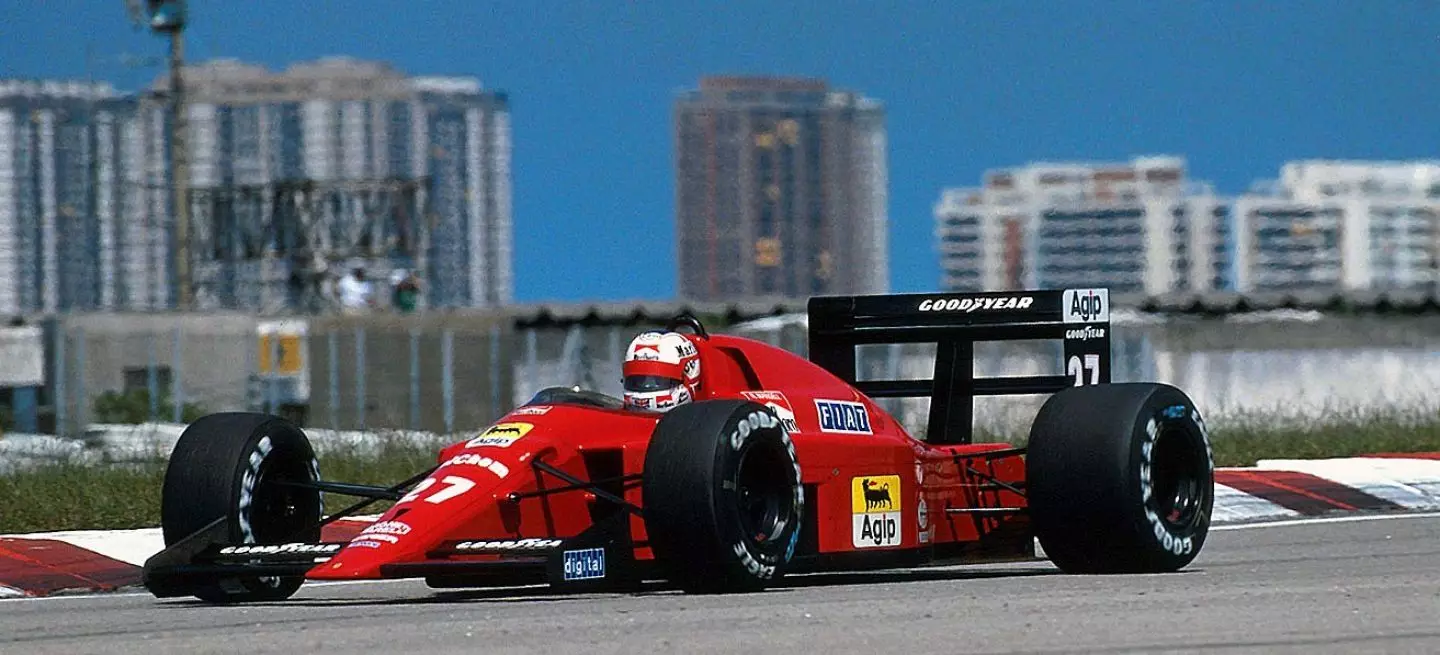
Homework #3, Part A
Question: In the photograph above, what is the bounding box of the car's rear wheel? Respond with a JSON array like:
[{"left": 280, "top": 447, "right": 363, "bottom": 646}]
[
  {"left": 160, "top": 412, "right": 324, "bottom": 603},
  {"left": 642, "top": 400, "right": 804, "bottom": 593},
  {"left": 1026, "top": 383, "right": 1214, "bottom": 574}
]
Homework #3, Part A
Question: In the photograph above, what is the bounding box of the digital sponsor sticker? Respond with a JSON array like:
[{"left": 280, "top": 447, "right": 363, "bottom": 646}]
[
  {"left": 851, "top": 475, "right": 902, "bottom": 548},
  {"left": 510, "top": 405, "right": 552, "bottom": 416},
  {"left": 465, "top": 422, "right": 534, "bottom": 448},
  {"left": 815, "top": 399, "right": 873, "bottom": 435},
  {"left": 740, "top": 390, "right": 800, "bottom": 433},
  {"left": 562, "top": 547, "right": 607, "bottom": 581},
  {"left": 1062, "top": 288, "right": 1109, "bottom": 324}
]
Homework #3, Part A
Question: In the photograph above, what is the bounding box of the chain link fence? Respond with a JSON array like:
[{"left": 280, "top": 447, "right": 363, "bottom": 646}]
[{"left": 24, "top": 309, "right": 1440, "bottom": 440}]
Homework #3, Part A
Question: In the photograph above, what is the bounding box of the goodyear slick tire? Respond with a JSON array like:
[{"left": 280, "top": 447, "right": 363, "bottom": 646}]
[
  {"left": 1025, "top": 383, "right": 1214, "bottom": 574},
  {"left": 161, "top": 412, "right": 323, "bottom": 603},
  {"left": 642, "top": 400, "right": 804, "bottom": 594}
]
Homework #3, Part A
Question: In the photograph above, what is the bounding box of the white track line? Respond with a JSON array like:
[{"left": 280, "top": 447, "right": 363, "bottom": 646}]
[{"left": 1211, "top": 510, "right": 1440, "bottom": 531}]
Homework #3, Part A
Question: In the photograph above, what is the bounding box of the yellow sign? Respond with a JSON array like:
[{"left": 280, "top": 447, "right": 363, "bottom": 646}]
[
  {"left": 465, "top": 422, "right": 534, "bottom": 448},
  {"left": 755, "top": 238, "right": 782, "bottom": 267},
  {"left": 852, "top": 475, "right": 902, "bottom": 548},
  {"left": 851, "top": 475, "right": 902, "bottom": 514},
  {"left": 258, "top": 334, "right": 303, "bottom": 375}
]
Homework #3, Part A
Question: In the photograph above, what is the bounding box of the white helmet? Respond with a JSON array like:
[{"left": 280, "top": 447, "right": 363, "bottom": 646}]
[{"left": 621, "top": 330, "right": 701, "bottom": 412}]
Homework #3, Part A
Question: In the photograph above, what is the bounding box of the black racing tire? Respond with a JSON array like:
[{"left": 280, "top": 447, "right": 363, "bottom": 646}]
[
  {"left": 1026, "top": 383, "right": 1214, "bottom": 574},
  {"left": 160, "top": 412, "right": 324, "bottom": 603},
  {"left": 641, "top": 400, "right": 804, "bottom": 594}
]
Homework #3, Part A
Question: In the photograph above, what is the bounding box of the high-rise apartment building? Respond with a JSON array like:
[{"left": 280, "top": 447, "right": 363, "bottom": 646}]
[
  {"left": 0, "top": 80, "right": 167, "bottom": 314},
  {"left": 148, "top": 57, "right": 513, "bottom": 311},
  {"left": 674, "top": 76, "right": 887, "bottom": 301},
  {"left": 1233, "top": 160, "right": 1440, "bottom": 292},
  {"left": 935, "top": 156, "right": 1232, "bottom": 295}
]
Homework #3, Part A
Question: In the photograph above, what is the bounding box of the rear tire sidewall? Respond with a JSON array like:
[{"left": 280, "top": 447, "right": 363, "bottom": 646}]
[
  {"left": 1027, "top": 383, "right": 1214, "bottom": 574},
  {"left": 1125, "top": 388, "right": 1214, "bottom": 571}
]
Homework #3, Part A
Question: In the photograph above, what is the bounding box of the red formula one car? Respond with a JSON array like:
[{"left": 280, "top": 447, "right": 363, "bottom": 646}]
[{"left": 144, "top": 289, "right": 1216, "bottom": 603}]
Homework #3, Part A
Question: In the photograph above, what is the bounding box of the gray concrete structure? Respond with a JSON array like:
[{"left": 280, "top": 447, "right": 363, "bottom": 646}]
[
  {"left": 303, "top": 312, "right": 514, "bottom": 435},
  {"left": 25, "top": 292, "right": 1440, "bottom": 437},
  {"left": 47, "top": 312, "right": 259, "bottom": 434}
]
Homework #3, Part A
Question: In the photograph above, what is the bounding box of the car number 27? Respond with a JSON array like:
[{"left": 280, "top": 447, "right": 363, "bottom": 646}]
[
  {"left": 398, "top": 475, "right": 476, "bottom": 505},
  {"left": 1068, "top": 354, "right": 1101, "bottom": 386}
]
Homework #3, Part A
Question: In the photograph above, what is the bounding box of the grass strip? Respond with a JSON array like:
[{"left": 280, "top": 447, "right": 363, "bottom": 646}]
[{"left": 1, "top": 411, "right": 1438, "bottom": 534}]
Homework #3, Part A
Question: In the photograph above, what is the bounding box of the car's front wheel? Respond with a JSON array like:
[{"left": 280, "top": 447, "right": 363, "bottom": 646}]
[
  {"left": 641, "top": 400, "right": 805, "bottom": 593},
  {"left": 158, "top": 412, "right": 324, "bottom": 603}
]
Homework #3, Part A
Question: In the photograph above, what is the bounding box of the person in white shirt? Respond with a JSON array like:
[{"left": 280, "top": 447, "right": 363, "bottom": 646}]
[{"left": 337, "top": 267, "right": 375, "bottom": 313}]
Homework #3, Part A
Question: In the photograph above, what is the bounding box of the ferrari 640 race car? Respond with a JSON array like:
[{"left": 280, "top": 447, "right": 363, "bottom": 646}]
[{"left": 143, "top": 288, "right": 1215, "bottom": 603}]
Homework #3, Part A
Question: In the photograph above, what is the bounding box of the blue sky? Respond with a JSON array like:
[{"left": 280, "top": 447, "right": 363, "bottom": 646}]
[{"left": 3, "top": 1, "right": 1436, "bottom": 302}]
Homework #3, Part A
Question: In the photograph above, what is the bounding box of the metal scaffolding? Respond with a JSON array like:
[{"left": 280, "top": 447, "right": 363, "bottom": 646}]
[{"left": 186, "top": 177, "right": 431, "bottom": 313}]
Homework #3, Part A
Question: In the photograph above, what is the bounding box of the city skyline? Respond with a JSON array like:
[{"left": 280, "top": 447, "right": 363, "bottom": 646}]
[
  {"left": 937, "top": 157, "right": 1440, "bottom": 297},
  {"left": 5, "top": 62, "right": 1439, "bottom": 312},
  {"left": 2, "top": 1, "right": 1435, "bottom": 303}
]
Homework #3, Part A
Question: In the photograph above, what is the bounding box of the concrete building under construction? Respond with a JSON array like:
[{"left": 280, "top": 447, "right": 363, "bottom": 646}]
[
  {"left": 145, "top": 57, "right": 514, "bottom": 312},
  {"left": 673, "top": 76, "right": 888, "bottom": 302}
]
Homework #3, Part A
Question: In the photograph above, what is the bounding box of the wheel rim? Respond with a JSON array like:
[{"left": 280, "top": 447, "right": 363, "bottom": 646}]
[
  {"left": 251, "top": 448, "right": 319, "bottom": 544},
  {"left": 1149, "top": 423, "right": 1207, "bottom": 532},
  {"left": 733, "top": 437, "right": 796, "bottom": 546}
]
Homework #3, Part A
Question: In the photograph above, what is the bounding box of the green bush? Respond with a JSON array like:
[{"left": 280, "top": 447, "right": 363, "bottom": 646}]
[{"left": 92, "top": 389, "right": 208, "bottom": 425}]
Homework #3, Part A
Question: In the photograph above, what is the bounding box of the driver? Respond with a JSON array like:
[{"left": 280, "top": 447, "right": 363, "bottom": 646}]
[{"left": 621, "top": 330, "right": 702, "bottom": 412}]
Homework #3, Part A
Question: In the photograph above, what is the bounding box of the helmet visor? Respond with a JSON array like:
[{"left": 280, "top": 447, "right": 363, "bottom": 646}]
[{"left": 624, "top": 374, "right": 682, "bottom": 393}]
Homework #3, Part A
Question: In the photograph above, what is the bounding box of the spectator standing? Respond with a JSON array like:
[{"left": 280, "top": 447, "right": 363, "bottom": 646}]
[
  {"left": 337, "top": 267, "right": 375, "bottom": 314},
  {"left": 391, "top": 270, "right": 421, "bottom": 313}
]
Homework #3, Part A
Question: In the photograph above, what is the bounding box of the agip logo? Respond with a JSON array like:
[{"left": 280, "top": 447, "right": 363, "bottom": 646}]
[
  {"left": 851, "top": 475, "right": 902, "bottom": 548},
  {"left": 1062, "top": 288, "right": 1109, "bottom": 324},
  {"left": 465, "top": 422, "right": 534, "bottom": 448}
]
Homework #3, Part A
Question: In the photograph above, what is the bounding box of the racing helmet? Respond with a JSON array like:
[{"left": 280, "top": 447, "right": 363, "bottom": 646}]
[{"left": 621, "top": 330, "right": 701, "bottom": 412}]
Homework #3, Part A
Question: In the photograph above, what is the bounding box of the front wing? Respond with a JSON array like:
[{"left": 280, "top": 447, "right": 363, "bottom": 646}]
[{"left": 142, "top": 511, "right": 647, "bottom": 597}]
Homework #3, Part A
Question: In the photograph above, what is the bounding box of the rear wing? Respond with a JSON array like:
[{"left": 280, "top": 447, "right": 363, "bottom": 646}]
[{"left": 806, "top": 289, "right": 1111, "bottom": 445}]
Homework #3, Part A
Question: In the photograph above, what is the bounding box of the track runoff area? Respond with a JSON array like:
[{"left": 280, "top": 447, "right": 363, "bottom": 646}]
[{"left": 1, "top": 512, "right": 1437, "bottom": 654}]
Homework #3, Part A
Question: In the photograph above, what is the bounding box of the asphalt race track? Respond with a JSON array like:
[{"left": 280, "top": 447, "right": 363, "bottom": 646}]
[{"left": 3, "top": 514, "right": 1438, "bottom": 654}]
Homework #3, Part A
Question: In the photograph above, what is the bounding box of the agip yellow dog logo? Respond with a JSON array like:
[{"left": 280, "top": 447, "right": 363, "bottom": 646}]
[
  {"left": 465, "top": 422, "right": 534, "bottom": 449},
  {"left": 851, "top": 475, "right": 901, "bottom": 548}
]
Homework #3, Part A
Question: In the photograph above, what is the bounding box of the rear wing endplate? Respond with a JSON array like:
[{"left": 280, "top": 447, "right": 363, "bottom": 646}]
[{"left": 806, "top": 289, "right": 1111, "bottom": 445}]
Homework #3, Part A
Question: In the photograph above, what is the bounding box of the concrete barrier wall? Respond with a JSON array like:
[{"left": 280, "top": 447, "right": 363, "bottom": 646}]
[
  {"left": 51, "top": 313, "right": 260, "bottom": 435},
  {"left": 304, "top": 313, "right": 514, "bottom": 435},
  {"left": 25, "top": 310, "right": 1440, "bottom": 439}
]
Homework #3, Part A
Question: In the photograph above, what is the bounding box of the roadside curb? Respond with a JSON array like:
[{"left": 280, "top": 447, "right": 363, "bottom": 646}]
[{"left": 3, "top": 454, "right": 1438, "bottom": 599}]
